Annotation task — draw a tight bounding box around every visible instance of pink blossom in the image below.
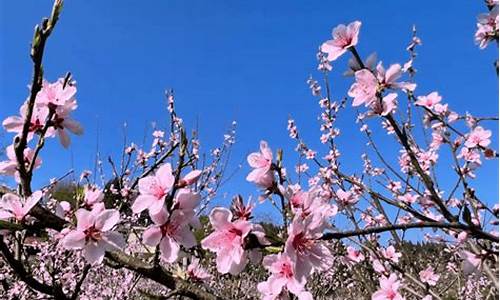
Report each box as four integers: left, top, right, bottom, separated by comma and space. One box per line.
433, 103, 448, 115
458, 147, 482, 166
346, 246, 365, 263
282, 185, 305, 208
415, 92, 441, 110
419, 266, 439, 286
62, 206, 125, 264
201, 207, 252, 274
131, 163, 175, 214
83, 185, 104, 208
321, 21, 362, 61
372, 258, 387, 274
247, 141, 274, 187
257, 253, 313, 300
335, 189, 359, 208
0, 145, 42, 182
142, 207, 196, 263
465, 126, 492, 148
287, 187, 337, 228
402, 59, 413, 73
387, 181, 402, 193
460, 250, 482, 275
49, 98, 83, 148
305, 149, 316, 160
349, 69, 378, 107
186, 258, 211, 281
417, 149, 438, 174
55, 200, 71, 218
381, 245, 402, 263
285, 216, 333, 279
36, 78, 77, 108
430, 131, 444, 150
475, 6, 499, 49
295, 163, 309, 174
397, 193, 418, 205
178, 169, 202, 187
172, 189, 202, 228
4, 78, 84, 148
152, 130, 164, 139
2, 102, 50, 141
375, 63, 416, 92
372, 273, 404, 300
0, 191, 43, 221
371, 93, 398, 116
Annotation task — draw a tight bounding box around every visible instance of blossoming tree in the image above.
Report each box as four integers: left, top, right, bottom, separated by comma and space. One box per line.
0, 1, 498, 299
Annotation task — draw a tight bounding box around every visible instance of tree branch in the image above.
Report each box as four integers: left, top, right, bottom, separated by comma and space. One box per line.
321, 221, 498, 242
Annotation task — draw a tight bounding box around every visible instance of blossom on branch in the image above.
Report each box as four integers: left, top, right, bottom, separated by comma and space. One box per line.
372, 273, 404, 300
142, 207, 196, 263
201, 207, 252, 274
131, 163, 175, 214
465, 126, 492, 148
0, 145, 42, 182
321, 21, 362, 62
62, 205, 125, 264
257, 253, 313, 300
247, 141, 274, 188
0, 191, 43, 221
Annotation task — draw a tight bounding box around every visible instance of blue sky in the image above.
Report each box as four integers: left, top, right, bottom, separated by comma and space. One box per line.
1, 1, 498, 224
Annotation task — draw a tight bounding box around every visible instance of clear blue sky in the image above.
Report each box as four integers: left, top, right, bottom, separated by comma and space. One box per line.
1, 1, 498, 223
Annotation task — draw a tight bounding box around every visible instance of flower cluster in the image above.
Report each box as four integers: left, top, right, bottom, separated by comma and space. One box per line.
475, 4, 499, 49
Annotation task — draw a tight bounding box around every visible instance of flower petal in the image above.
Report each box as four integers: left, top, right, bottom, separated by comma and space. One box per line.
143, 226, 162, 246
62, 230, 86, 249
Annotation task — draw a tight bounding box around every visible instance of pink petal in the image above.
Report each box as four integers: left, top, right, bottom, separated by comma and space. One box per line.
209, 207, 232, 230
233, 220, 252, 237
94, 209, 120, 231
0, 210, 14, 220
259, 140, 273, 161
63, 118, 84, 135
0, 161, 17, 175
75, 208, 94, 231
384, 64, 402, 84
60, 84, 77, 101
176, 226, 196, 248
137, 176, 157, 195
156, 163, 174, 191
175, 189, 200, 210
321, 42, 345, 62
143, 226, 162, 246
23, 190, 43, 215
148, 197, 165, 215
83, 242, 106, 264
131, 195, 156, 214
297, 291, 313, 300
62, 230, 86, 249
2, 116, 23, 133
58, 129, 71, 149
247, 153, 266, 169
227, 252, 248, 275
159, 236, 180, 263
246, 167, 267, 183
215, 249, 234, 274
102, 231, 125, 250
181, 170, 202, 185
200, 231, 223, 251
0, 193, 19, 212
